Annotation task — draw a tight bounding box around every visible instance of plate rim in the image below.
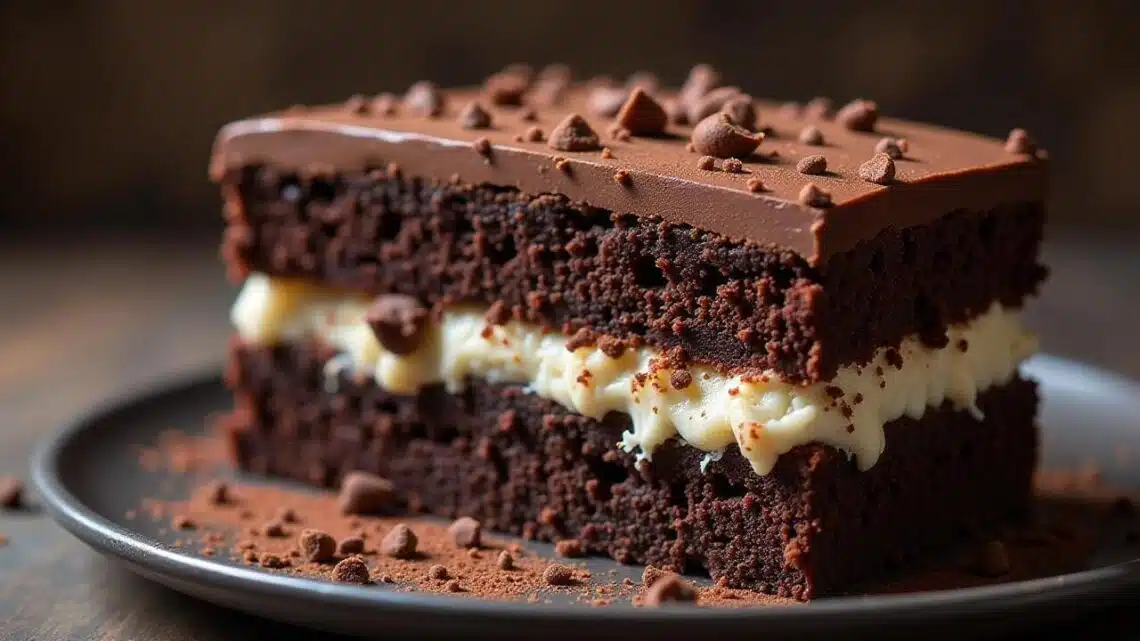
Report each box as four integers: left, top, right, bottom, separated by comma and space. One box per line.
29, 354, 1140, 628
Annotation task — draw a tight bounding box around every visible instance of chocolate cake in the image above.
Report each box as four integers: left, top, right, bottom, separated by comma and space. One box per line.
211, 64, 1048, 599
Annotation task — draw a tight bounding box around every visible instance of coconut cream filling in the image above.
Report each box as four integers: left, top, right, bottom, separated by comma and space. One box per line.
231, 273, 1037, 475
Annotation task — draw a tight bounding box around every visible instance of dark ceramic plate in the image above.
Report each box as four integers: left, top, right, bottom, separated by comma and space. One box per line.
31, 355, 1140, 640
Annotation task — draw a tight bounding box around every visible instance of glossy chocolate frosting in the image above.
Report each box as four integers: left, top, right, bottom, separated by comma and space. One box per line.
210, 74, 1046, 265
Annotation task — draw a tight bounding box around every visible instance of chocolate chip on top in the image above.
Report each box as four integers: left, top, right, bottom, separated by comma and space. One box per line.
588, 85, 629, 118
721, 96, 757, 132
548, 113, 601, 152
798, 125, 824, 145
796, 154, 827, 175
858, 152, 896, 185
457, 101, 492, 130
1004, 128, 1037, 155
403, 81, 445, 117
874, 137, 904, 159
615, 88, 668, 136
365, 294, 429, 355
691, 112, 762, 159
686, 86, 745, 125
798, 183, 833, 207
836, 99, 879, 131
482, 70, 529, 106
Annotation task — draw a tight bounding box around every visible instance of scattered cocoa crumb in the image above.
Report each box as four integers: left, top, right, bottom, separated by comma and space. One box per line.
697, 155, 716, 171
448, 516, 482, 549
543, 564, 575, 586
261, 521, 286, 538
796, 154, 827, 175
722, 157, 744, 173
274, 507, 298, 524
642, 565, 666, 586
333, 556, 370, 584
202, 480, 229, 505
337, 536, 365, 556
644, 574, 698, 605
338, 471, 395, 515
746, 177, 765, 193
497, 551, 515, 570
380, 523, 418, 559
428, 564, 450, 580
445, 579, 463, 593
299, 529, 337, 563
259, 554, 287, 568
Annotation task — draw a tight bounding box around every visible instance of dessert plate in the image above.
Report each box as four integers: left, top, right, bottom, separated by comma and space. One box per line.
32, 355, 1140, 641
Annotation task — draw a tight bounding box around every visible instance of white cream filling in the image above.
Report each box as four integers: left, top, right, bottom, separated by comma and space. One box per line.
232, 273, 1037, 475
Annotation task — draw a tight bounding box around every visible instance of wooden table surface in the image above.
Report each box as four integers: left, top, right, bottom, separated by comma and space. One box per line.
1, 229, 1138, 640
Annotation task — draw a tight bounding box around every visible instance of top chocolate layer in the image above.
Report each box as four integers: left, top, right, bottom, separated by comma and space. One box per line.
210, 66, 1046, 265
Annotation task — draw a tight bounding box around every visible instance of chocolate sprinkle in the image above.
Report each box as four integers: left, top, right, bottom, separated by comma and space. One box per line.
548, 114, 601, 152
691, 112, 762, 159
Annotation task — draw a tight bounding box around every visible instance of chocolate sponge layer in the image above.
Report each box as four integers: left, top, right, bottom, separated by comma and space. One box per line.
222, 338, 1039, 599
219, 165, 1046, 382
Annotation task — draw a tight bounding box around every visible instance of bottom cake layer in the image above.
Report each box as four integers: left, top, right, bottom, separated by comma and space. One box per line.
221, 339, 1039, 599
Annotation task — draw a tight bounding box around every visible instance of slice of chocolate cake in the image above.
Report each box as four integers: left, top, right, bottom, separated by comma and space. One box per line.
211, 64, 1047, 599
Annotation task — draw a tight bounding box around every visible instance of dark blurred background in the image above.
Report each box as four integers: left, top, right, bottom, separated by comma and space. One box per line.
1, 0, 1139, 234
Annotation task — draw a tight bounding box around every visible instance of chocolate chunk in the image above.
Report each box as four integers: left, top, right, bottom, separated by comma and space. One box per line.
543, 563, 575, 585
365, 294, 429, 356
403, 81, 445, 117
380, 523, 418, 558
722, 157, 744, 173
548, 114, 601, 152
0, 477, 24, 509
202, 480, 229, 505
337, 536, 365, 556
641, 565, 666, 586
803, 96, 834, 119
836, 99, 879, 131
746, 177, 765, 192
483, 71, 528, 106
874, 137, 904, 159
332, 556, 370, 584
679, 63, 720, 106
497, 550, 515, 570
613, 169, 631, 186
625, 71, 659, 94
696, 155, 716, 171
721, 96, 757, 131
615, 88, 668, 136
1005, 128, 1037, 155
370, 92, 397, 116
523, 126, 544, 142
448, 516, 482, 548
687, 86, 745, 125
691, 113, 762, 159
798, 125, 824, 145
643, 574, 698, 605
858, 152, 896, 185
457, 102, 492, 130
428, 564, 450, 580
588, 86, 629, 118
473, 137, 492, 157
669, 370, 693, 390
798, 183, 832, 207
445, 579, 462, 592
299, 528, 337, 562
555, 538, 584, 557
796, 154, 827, 175
972, 540, 1011, 577
337, 470, 396, 514
601, 147, 614, 159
